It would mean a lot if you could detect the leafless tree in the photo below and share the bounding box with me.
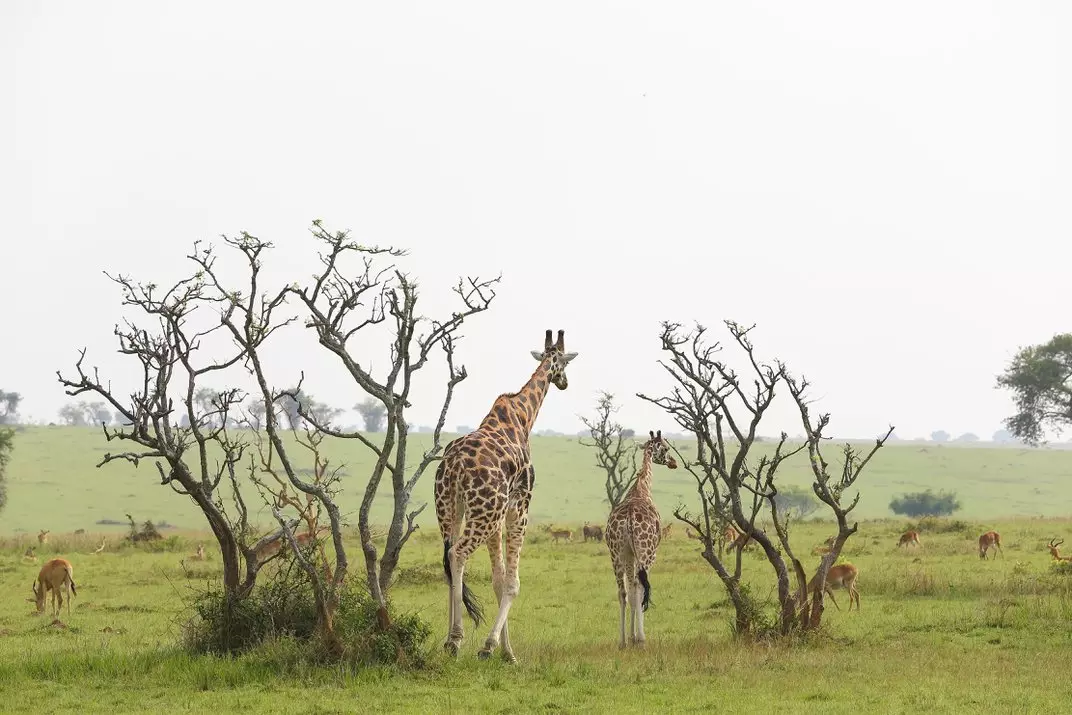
[57,221,497,648]
[56,271,294,601]
[579,391,638,508]
[283,221,498,628]
[638,320,892,635]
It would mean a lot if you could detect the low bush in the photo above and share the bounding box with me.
[890,490,961,518]
[182,564,430,667]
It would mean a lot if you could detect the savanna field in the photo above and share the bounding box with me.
[3,427,1072,713]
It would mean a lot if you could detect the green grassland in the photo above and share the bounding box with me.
[1,428,1072,713]
[3,426,1071,537]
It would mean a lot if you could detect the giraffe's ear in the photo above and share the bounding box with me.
[562,352,578,364]
[531,350,545,361]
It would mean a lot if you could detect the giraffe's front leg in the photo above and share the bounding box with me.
[480,508,526,664]
[478,523,506,661]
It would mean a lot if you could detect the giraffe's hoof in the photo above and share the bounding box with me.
[502,651,518,665]
[443,640,460,657]
[476,648,493,660]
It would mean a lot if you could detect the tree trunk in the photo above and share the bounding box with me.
[180,470,245,596]
[701,551,752,636]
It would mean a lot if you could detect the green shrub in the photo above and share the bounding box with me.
[182,564,430,667]
[890,490,961,518]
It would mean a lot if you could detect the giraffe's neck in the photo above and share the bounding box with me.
[480,360,553,437]
[628,445,655,501]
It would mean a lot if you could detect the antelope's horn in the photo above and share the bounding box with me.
[544,329,552,350]
[556,329,564,351]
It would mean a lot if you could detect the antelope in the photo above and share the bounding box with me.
[1047,538,1072,562]
[808,562,860,611]
[23,546,36,562]
[582,522,604,542]
[27,558,77,617]
[723,525,753,551]
[978,531,1002,560]
[897,530,922,549]
[92,538,107,554]
[191,543,206,561]
[686,528,699,540]
[37,530,50,545]
[661,523,674,540]
[254,529,320,564]
[550,528,573,544]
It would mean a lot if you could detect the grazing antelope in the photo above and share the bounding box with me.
[582,522,604,543]
[37,530,50,545]
[28,558,77,617]
[897,530,922,549]
[1047,538,1072,562]
[661,523,674,540]
[22,547,36,562]
[978,531,1002,560]
[808,563,860,611]
[92,538,107,554]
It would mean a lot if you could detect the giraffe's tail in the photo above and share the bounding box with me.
[442,540,485,627]
[638,567,651,611]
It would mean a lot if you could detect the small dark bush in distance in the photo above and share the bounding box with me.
[889,489,961,518]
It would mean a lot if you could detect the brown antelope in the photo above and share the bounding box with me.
[813,535,836,556]
[28,558,77,617]
[808,562,860,611]
[23,546,36,562]
[897,530,922,549]
[582,522,604,542]
[254,529,320,564]
[1047,538,1072,562]
[978,531,1002,559]
[191,543,206,561]
[37,530,50,545]
[686,528,699,540]
[723,525,753,551]
[661,523,674,540]
[550,528,573,544]
[92,538,107,554]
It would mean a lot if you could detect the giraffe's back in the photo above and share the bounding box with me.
[607,499,661,567]
[434,429,530,539]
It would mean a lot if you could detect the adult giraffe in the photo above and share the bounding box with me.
[435,329,578,662]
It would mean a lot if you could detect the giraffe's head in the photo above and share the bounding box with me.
[530,329,578,390]
[646,430,678,469]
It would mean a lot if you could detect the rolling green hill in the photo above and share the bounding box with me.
[3,426,1069,535]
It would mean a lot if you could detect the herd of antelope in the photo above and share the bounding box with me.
[16,523,1068,620]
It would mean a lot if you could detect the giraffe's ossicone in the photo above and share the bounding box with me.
[604,430,677,648]
[434,329,578,662]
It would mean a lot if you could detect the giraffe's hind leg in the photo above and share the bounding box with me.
[446,512,492,655]
[611,554,629,649]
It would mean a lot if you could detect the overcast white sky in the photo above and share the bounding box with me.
[4,2,1068,440]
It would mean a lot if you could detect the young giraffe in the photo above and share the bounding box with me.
[435,329,578,662]
[605,430,677,648]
